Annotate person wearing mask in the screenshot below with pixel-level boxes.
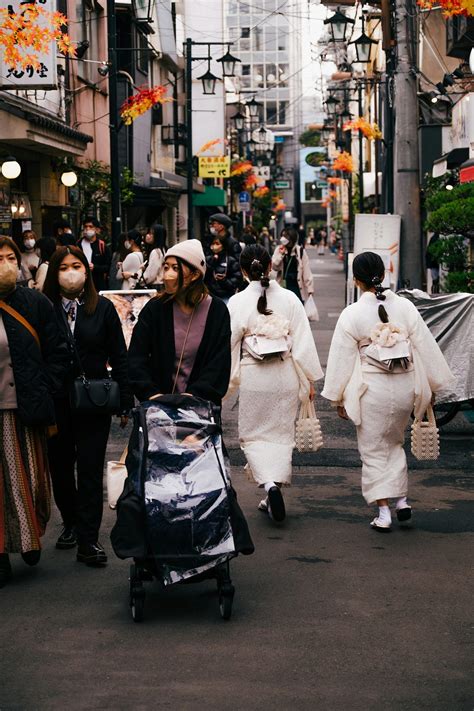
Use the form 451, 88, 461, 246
258, 226, 271, 253
19, 229, 40, 284
31, 237, 57, 292
208, 213, 241, 258
240, 225, 258, 250
109, 233, 128, 291
321, 252, 454, 531
272, 227, 314, 304
43, 247, 132, 566
205, 235, 243, 304
141, 223, 166, 289
227, 245, 323, 523
77, 218, 111, 292
128, 239, 230, 406
0, 237, 69, 587
116, 229, 144, 290
53, 220, 75, 247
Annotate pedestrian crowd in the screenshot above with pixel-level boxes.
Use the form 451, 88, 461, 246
0, 213, 453, 587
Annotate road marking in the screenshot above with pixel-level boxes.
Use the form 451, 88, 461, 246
327, 313, 340, 318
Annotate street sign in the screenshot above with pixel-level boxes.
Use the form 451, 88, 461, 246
317, 180, 328, 188
252, 166, 270, 181
198, 156, 230, 178
274, 180, 291, 189
238, 191, 250, 212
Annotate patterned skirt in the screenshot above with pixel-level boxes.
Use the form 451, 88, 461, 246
0, 410, 51, 554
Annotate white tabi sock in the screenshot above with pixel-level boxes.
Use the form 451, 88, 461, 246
395, 496, 409, 510
377, 505, 392, 524
264, 481, 277, 493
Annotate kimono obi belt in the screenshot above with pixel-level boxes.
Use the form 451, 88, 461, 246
358, 338, 414, 374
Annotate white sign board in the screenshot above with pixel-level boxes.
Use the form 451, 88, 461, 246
252, 166, 270, 184
0, 0, 57, 90
353, 214, 401, 289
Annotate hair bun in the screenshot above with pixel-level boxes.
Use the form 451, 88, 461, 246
261, 275, 270, 288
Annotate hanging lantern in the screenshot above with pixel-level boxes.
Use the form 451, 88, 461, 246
1, 157, 21, 180
324, 10, 355, 43
349, 19, 378, 63
198, 67, 219, 95
61, 170, 78, 187
132, 0, 153, 23
324, 95, 340, 117
231, 111, 246, 130
216, 49, 241, 78
247, 97, 262, 118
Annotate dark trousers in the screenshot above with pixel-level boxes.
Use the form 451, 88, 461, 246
48, 397, 111, 544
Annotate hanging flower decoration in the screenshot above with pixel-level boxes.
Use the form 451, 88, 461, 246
120, 85, 172, 126
329, 190, 338, 199
417, 0, 473, 16
272, 196, 286, 212
253, 186, 270, 199
343, 117, 382, 140
244, 173, 259, 190
196, 138, 222, 156
327, 177, 342, 185
0, 3, 75, 70
333, 151, 354, 173
230, 160, 253, 177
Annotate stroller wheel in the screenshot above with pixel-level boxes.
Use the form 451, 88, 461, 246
219, 583, 235, 621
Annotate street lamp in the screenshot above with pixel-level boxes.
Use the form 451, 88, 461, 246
1, 157, 21, 180
131, 0, 153, 23
61, 170, 78, 187
349, 18, 378, 63
247, 97, 262, 118
216, 48, 241, 77
231, 110, 246, 130
324, 10, 355, 43
197, 62, 219, 95
324, 95, 339, 117
321, 121, 333, 141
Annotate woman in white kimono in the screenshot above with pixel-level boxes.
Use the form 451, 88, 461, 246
228, 245, 323, 523
321, 252, 453, 531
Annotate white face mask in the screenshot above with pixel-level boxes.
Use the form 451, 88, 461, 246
0, 260, 19, 293
209, 227, 219, 237
83, 229, 95, 240
145, 234, 154, 245
280, 237, 289, 246
124, 240, 131, 250
59, 269, 86, 294
24, 239, 36, 250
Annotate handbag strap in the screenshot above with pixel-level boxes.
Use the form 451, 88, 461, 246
0, 300, 41, 350
59, 304, 87, 378
172, 306, 196, 394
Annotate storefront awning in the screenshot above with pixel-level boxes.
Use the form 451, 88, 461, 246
460, 159, 474, 184
432, 147, 470, 177
132, 182, 180, 208
193, 186, 227, 207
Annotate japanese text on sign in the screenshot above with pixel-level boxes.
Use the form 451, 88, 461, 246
0, 0, 57, 90
198, 156, 230, 179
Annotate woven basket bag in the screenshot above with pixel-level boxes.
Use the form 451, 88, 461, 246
295, 399, 324, 453
411, 405, 440, 461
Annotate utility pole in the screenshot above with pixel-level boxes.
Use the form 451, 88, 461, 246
393, 0, 423, 287
185, 37, 194, 240
107, 0, 121, 252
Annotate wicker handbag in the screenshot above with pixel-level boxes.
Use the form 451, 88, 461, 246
295, 399, 324, 453
411, 405, 440, 461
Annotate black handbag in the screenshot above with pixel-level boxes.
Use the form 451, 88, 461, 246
62, 306, 121, 415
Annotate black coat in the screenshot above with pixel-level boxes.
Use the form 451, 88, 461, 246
205, 250, 243, 299
76, 238, 112, 292
53, 296, 133, 412
1, 287, 70, 426
128, 296, 231, 405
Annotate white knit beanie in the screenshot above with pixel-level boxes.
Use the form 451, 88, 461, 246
164, 239, 206, 277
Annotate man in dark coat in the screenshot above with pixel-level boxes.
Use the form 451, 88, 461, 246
77, 217, 111, 292
208, 213, 241, 258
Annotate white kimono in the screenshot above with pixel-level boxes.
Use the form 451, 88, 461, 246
321, 290, 454, 503
228, 280, 323, 486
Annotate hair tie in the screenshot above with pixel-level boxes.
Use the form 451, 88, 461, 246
251, 259, 261, 270
372, 276, 381, 286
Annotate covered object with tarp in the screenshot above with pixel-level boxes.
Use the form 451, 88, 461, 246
398, 290, 474, 404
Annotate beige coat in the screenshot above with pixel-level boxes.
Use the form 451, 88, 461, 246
271, 245, 314, 302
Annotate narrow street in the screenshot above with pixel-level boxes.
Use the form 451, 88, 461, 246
1, 249, 473, 711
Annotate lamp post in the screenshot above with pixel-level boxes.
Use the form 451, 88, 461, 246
107, 0, 121, 251
184, 38, 240, 239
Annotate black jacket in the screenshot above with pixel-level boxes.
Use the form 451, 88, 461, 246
205, 250, 243, 299
128, 296, 231, 405
1, 287, 70, 426
77, 238, 112, 292
53, 296, 133, 412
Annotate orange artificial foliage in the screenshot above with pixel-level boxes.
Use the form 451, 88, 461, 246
230, 160, 253, 177
343, 117, 382, 140
120, 85, 172, 125
196, 139, 221, 156
0, 3, 75, 70
417, 0, 473, 15
244, 173, 259, 189
329, 190, 338, 198
333, 151, 354, 173
327, 177, 342, 185
253, 186, 270, 199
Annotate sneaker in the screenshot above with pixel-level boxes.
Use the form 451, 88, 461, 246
267, 486, 286, 523
76, 542, 107, 567
56, 526, 77, 550
0, 554, 12, 588
370, 516, 392, 532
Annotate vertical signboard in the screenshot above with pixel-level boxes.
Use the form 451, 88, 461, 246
353, 214, 402, 289
0, 0, 57, 90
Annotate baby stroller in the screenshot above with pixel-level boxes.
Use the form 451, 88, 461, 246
111, 395, 254, 622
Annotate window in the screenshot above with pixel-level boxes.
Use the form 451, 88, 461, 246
305, 183, 322, 202
279, 101, 288, 124
241, 27, 250, 38
136, 30, 148, 75
242, 64, 251, 75
266, 101, 277, 125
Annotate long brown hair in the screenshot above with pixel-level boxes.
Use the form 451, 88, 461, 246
160, 256, 208, 308
43, 246, 99, 315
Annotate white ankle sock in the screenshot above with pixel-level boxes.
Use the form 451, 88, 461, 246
396, 496, 409, 510
264, 481, 276, 493
378, 505, 391, 523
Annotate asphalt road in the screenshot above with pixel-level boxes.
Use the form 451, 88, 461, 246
1, 249, 473, 711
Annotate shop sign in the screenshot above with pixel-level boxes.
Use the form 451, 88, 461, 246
237, 191, 250, 212
0, 0, 57, 90
198, 156, 230, 178
274, 180, 291, 189
252, 166, 270, 181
